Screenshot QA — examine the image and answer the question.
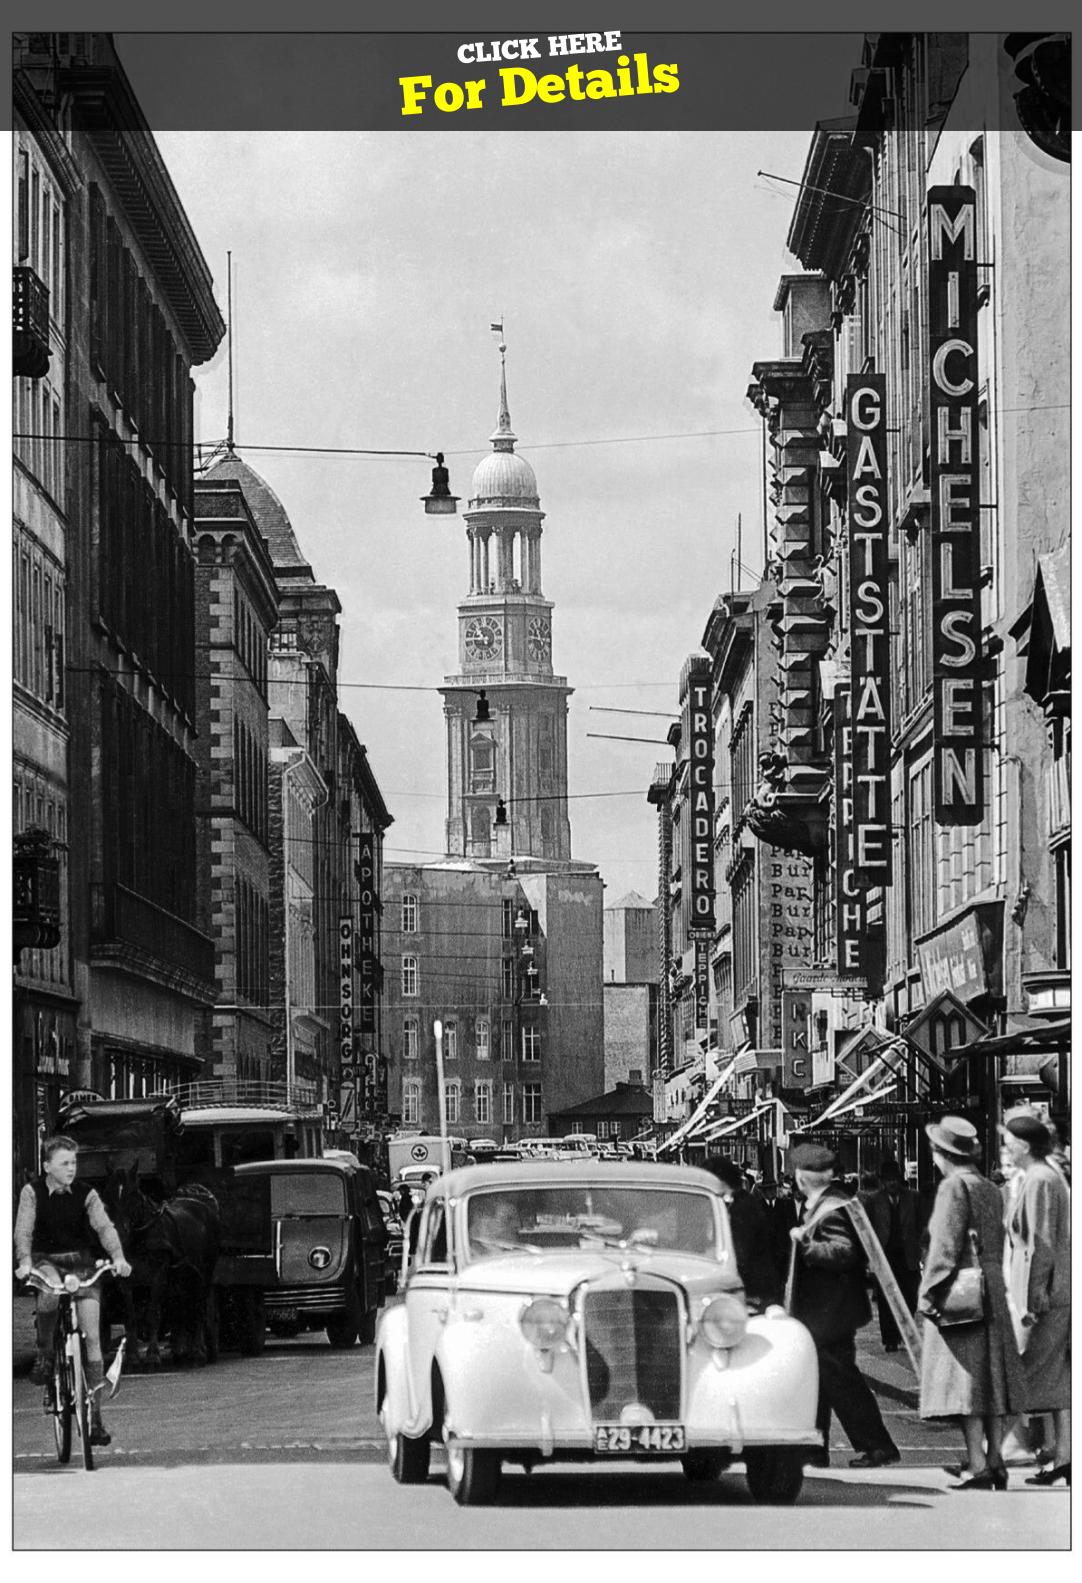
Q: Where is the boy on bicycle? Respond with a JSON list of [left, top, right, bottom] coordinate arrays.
[[14, 1135, 132, 1446]]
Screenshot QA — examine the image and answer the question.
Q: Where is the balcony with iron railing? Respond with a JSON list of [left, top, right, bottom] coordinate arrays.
[[91, 881, 215, 986], [166, 1078, 322, 1115], [13, 265, 51, 378]]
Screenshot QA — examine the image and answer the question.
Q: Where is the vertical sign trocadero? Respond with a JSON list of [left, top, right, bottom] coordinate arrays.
[[928, 185, 983, 825], [684, 658, 715, 938], [845, 372, 891, 886]]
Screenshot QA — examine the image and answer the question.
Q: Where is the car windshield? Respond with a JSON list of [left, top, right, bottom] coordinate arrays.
[[464, 1184, 721, 1261]]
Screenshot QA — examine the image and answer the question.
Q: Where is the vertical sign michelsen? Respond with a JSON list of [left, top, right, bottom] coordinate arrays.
[[845, 372, 892, 885], [928, 185, 983, 824], [684, 659, 715, 938]]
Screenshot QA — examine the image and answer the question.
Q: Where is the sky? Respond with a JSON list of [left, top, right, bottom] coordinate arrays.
[[140, 92, 850, 904]]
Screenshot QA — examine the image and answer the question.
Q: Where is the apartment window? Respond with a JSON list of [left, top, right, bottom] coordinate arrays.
[[503, 1083, 515, 1124], [402, 1017, 419, 1061], [474, 1081, 492, 1126], [401, 893, 418, 933], [501, 956, 515, 998], [502, 898, 515, 939], [443, 1018, 457, 1059], [444, 1081, 460, 1126], [521, 1026, 541, 1063], [403, 1081, 420, 1127], [475, 1017, 490, 1060], [501, 1018, 514, 1060], [569, 1121, 583, 1135], [522, 1084, 543, 1125], [908, 760, 934, 938], [401, 954, 418, 997]]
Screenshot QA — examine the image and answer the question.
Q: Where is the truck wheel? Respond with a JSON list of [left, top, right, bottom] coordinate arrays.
[[388, 1426, 430, 1484], [325, 1312, 359, 1349], [237, 1292, 266, 1355], [358, 1305, 379, 1346], [744, 1447, 804, 1504]]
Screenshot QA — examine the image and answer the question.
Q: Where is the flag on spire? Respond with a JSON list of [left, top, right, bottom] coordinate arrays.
[[490, 320, 504, 336]]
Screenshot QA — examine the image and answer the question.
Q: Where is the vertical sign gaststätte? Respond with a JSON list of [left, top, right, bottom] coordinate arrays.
[[845, 372, 892, 886]]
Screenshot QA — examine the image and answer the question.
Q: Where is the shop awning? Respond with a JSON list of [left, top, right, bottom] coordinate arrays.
[[697, 1099, 778, 1143], [657, 1057, 738, 1154], [805, 1032, 912, 1128], [947, 1018, 1071, 1060]]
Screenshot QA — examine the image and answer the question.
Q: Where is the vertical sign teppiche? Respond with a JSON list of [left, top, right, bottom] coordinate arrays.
[[845, 372, 892, 887], [928, 185, 983, 825]]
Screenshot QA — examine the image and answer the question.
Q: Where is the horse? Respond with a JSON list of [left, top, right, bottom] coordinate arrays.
[[102, 1168, 221, 1370]]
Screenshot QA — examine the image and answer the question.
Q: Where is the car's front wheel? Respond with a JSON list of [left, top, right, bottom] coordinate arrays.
[[389, 1427, 431, 1484], [445, 1440, 501, 1505], [743, 1447, 805, 1504]]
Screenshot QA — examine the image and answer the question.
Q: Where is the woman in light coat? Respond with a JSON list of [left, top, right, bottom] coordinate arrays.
[[918, 1117, 1026, 1490], [1002, 1113, 1071, 1486]]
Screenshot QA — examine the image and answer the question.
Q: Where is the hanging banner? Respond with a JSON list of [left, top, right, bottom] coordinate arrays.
[[682, 657, 715, 938], [833, 686, 867, 976], [928, 184, 983, 825]]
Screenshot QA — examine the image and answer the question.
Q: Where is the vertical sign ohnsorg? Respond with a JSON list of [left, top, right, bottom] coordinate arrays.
[[928, 185, 983, 825]]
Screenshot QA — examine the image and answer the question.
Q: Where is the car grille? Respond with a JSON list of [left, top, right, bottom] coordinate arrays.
[[583, 1285, 682, 1421], [265, 1284, 346, 1312]]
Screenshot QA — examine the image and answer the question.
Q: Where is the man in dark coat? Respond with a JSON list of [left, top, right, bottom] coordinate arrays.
[[702, 1156, 782, 1308], [788, 1142, 900, 1469], [866, 1157, 923, 1351]]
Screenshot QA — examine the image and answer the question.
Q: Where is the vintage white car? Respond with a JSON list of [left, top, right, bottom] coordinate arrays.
[[376, 1162, 820, 1505]]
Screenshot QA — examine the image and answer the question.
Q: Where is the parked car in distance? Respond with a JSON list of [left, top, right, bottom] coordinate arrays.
[[377, 1189, 405, 1295], [376, 1162, 820, 1506]]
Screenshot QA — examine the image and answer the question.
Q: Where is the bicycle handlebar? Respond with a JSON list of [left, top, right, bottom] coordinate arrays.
[[23, 1262, 115, 1296]]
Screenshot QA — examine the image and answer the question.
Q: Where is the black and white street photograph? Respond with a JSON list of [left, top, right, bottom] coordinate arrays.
[[8, 16, 1072, 1555]]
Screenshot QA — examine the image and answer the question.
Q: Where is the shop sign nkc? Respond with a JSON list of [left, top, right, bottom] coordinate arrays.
[[928, 185, 984, 825], [845, 372, 892, 887]]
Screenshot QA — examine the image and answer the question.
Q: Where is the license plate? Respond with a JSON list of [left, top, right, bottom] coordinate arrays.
[[275, 1307, 298, 1324], [593, 1423, 686, 1454]]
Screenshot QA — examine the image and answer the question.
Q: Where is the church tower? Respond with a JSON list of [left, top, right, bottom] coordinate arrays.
[[441, 343, 572, 862]]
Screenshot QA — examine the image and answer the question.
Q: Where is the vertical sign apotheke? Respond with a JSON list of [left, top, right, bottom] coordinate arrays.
[[928, 185, 983, 825], [683, 657, 715, 938], [845, 372, 891, 884]]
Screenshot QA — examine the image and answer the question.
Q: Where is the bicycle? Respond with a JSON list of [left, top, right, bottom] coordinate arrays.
[[24, 1261, 118, 1471]]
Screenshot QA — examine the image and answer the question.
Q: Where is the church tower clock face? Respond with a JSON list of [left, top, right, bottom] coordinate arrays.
[[527, 615, 551, 661], [464, 615, 503, 661]]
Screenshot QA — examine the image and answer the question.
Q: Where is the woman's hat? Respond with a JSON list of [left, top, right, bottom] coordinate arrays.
[[1002, 1113, 1052, 1150], [925, 1116, 980, 1157]]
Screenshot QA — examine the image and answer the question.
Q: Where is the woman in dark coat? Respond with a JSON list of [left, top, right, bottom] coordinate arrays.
[[918, 1116, 1026, 1490], [1001, 1113, 1071, 1485]]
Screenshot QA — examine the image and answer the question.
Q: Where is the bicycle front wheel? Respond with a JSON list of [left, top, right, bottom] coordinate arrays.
[[71, 1334, 94, 1472], [52, 1353, 72, 1464]]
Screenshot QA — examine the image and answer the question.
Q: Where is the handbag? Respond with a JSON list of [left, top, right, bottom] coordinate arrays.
[[930, 1178, 987, 1328]]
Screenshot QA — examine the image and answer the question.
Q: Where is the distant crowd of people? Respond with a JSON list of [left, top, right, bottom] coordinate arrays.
[[702, 1107, 1070, 1489]]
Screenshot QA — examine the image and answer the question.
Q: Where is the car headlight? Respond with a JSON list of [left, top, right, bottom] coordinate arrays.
[[519, 1298, 570, 1350], [698, 1293, 747, 1350]]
